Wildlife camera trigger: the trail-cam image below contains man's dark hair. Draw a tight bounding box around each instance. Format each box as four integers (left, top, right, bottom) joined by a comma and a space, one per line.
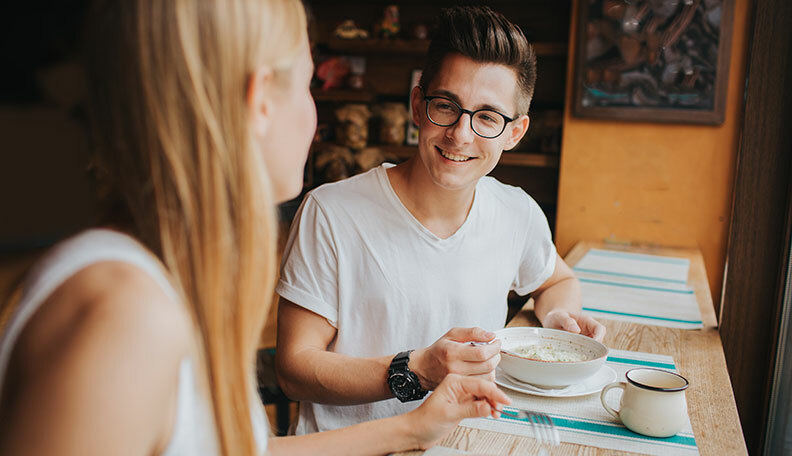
419, 6, 537, 115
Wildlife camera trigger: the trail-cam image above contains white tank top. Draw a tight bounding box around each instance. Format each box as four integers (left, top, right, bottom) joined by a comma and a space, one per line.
0, 229, 269, 455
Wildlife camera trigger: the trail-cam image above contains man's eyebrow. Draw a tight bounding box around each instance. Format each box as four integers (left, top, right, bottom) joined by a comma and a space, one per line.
427, 89, 509, 114
428, 89, 461, 104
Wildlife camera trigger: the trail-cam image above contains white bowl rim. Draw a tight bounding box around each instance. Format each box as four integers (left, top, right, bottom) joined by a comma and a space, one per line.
495, 327, 608, 364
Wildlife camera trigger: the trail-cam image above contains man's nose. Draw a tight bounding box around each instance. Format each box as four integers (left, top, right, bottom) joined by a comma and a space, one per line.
445, 112, 476, 144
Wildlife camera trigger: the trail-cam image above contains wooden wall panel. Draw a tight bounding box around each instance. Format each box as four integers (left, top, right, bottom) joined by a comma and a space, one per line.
555, 0, 752, 313
720, 0, 792, 451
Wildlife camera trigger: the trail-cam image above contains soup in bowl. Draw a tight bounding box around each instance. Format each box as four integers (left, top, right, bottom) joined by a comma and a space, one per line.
495, 327, 608, 388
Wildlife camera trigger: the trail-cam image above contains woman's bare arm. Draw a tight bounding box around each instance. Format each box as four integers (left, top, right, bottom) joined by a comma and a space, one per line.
0, 262, 191, 456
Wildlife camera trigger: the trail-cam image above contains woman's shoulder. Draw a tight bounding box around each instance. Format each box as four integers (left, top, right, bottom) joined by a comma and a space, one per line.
15, 257, 192, 384
39, 258, 192, 352
11, 229, 194, 371
1, 258, 193, 454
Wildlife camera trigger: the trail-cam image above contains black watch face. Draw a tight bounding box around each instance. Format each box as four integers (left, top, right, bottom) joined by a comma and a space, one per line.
389, 372, 420, 401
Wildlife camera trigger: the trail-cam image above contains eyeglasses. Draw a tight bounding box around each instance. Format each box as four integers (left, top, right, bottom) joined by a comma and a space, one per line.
424, 95, 515, 139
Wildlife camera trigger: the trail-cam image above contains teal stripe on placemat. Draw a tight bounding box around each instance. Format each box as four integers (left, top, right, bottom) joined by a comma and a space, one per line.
583, 307, 703, 325
579, 277, 695, 294
589, 249, 690, 265
606, 355, 677, 370
574, 267, 688, 285
499, 412, 697, 448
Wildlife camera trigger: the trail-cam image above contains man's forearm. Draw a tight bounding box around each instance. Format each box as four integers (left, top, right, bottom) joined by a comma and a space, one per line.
533, 276, 582, 324
277, 347, 395, 405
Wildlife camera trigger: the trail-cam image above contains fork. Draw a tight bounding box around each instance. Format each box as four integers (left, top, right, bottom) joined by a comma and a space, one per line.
499, 408, 560, 451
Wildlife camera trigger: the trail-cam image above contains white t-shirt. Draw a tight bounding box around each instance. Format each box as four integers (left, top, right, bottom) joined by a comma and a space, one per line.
276, 163, 557, 434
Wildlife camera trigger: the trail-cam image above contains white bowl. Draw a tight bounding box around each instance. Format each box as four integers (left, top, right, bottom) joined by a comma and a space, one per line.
495, 327, 608, 388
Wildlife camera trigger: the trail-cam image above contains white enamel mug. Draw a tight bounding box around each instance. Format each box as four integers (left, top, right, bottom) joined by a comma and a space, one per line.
600, 368, 689, 438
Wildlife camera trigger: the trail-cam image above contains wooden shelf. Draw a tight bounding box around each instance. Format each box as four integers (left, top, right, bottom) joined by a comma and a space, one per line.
325, 38, 429, 55
311, 40, 567, 104
311, 88, 375, 102
378, 144, 414, 159
377, 145, 558, 168
324, 38, 567, 57
500, 152, 560, 167
531, 42, 569, 57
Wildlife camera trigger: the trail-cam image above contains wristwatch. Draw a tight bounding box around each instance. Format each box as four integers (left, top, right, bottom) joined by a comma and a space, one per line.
387, 350, 428, 402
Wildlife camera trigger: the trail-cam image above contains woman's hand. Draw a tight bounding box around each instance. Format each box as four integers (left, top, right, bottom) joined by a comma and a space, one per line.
404, 374, 511, 450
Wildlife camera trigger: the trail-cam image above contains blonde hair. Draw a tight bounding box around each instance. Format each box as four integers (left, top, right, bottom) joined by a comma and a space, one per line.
86, 0, 306, 454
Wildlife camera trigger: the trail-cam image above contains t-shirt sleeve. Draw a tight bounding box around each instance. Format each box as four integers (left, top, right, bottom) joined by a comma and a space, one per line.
511, 195, 558, 296
276, 194, 340, 327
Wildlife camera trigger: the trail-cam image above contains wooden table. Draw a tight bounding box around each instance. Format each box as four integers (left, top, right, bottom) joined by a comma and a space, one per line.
401, 241, 747, 455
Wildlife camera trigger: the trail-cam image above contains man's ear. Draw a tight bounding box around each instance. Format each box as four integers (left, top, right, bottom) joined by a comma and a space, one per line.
503, 114, 530, 151
247, 65, 275, 139
410, 85, 423, 127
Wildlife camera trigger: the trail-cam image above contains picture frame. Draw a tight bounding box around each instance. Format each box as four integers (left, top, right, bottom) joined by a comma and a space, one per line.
573, 0, 734, 125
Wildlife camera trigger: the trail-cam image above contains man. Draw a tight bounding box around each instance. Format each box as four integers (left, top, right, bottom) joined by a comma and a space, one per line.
275, 6, 606, 435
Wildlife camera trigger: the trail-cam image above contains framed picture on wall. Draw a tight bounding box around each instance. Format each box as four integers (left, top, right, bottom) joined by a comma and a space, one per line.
573, 0, 734, 125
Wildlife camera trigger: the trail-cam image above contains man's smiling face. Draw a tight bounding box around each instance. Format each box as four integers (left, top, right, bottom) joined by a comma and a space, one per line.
411, 53, 529, 192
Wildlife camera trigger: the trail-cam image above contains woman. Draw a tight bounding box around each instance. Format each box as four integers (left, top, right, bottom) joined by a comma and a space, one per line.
0, 0, 510, 455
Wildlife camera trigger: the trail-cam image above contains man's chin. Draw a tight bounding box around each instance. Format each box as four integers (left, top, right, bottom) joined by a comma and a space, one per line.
428, 171, 478, 192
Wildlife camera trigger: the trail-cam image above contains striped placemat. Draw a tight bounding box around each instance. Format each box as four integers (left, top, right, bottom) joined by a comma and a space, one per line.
574, 249, 703, 329
460, 349, 698, 455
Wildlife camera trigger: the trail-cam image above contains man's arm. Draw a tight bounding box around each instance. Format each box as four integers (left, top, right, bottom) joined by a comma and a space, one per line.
532, 253, 606, 341
275, 299, 501, 404
275, 299, 392, 404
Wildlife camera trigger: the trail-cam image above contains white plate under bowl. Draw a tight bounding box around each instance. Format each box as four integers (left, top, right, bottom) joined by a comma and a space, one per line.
495, 364, 617, 398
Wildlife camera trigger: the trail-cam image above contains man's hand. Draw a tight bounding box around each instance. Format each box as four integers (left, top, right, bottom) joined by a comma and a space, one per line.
409, 327, 501, 390
541, 309, 606, 342
531, 254, 606, 342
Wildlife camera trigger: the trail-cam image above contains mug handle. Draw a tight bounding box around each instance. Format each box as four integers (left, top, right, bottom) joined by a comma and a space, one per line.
600, 381, 626, 419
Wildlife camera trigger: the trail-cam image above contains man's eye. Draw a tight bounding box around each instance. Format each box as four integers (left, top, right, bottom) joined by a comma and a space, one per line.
478, 113, 498, 124
436, 102, 456, 111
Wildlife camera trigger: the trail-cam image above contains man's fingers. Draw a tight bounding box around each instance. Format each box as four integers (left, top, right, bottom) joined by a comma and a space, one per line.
445, 326, 495, 343
457, 353, 501, 376
563, 317, 581, 333
458, 338, 501, 361
546, 312, 604, 340
449, 360, 496, 377
574, 314, 604, 339
582, 317, 606, 341
470, 371, 497, 382
593, 324, 606, 341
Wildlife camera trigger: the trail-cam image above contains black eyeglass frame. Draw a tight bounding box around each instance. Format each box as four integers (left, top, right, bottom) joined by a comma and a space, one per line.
423, 95, 515, 139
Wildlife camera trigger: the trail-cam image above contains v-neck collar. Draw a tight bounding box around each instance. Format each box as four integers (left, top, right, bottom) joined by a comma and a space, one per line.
376, 164, 480, 244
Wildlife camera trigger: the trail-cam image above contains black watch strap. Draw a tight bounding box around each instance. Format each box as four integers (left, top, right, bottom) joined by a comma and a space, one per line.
389, 350, 411, 372
388, 350, 428, 402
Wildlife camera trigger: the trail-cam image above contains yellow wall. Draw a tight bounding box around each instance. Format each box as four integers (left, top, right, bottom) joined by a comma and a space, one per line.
556, 0, 751, 313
